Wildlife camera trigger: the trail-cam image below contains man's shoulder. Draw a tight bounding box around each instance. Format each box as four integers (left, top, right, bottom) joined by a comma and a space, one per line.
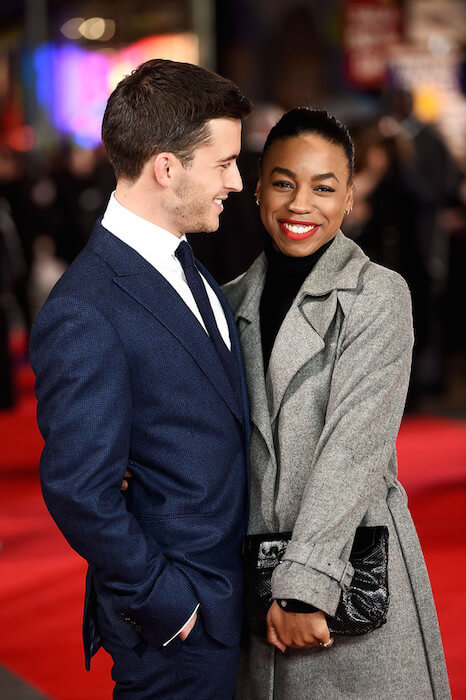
50, 240, 115, 297
33, 243, 117, 334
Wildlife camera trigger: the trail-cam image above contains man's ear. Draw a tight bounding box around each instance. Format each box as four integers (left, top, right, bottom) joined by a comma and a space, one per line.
153, 152, 178, 188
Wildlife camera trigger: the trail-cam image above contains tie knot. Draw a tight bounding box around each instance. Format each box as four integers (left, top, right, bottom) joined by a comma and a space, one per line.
175, 240, 195, 270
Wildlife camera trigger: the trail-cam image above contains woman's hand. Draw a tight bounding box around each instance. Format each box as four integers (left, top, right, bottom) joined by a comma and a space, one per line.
121, 469, 132, 491
266, 600, 333, 651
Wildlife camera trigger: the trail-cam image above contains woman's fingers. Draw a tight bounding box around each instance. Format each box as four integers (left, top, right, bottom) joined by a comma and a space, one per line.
121, 469, 133, 491
319, 637, 334, 649
267, 623, 287, 653
267, 602, 335, 649
311, 613, 331, 644
266, 602, 287, 652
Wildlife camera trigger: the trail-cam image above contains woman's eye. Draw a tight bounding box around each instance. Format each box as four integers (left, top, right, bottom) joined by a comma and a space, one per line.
272, 181, 293, 189
315, 185, 335, 193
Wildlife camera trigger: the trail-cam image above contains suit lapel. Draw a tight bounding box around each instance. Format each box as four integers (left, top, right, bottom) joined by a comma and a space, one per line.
198, 261, 250, 507
197, 260, 248, 428
89, 223, 242, 423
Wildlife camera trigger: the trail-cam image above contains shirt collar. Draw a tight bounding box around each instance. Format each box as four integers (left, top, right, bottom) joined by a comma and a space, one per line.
101, 191, 186, 269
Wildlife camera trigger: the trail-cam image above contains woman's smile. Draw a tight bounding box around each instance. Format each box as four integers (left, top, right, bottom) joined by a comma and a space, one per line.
258, 133, 353, 257
278, 219, 320, 240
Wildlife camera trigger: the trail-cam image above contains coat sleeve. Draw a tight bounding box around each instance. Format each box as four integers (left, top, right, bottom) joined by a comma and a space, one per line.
271, 271, 414, 616
30, 295, 198, 648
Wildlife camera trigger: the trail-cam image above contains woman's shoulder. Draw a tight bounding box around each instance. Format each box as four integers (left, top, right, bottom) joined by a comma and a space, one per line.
358, 258, 411, 301
338, 233, 409, 298
221, 272, 248, 314
221, 253, 266, 314
329, 234, 411, 317
343, 257, 412, 331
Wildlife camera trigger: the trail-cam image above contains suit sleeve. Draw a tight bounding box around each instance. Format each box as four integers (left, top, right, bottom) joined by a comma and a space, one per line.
30, 295, 198, 648
271, 273, 414, 616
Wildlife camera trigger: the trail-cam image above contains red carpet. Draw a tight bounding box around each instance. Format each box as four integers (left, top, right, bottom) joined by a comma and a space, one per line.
0, 362, 465, 699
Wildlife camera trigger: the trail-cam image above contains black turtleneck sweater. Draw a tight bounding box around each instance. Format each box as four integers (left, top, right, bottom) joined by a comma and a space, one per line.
260, 236, 334, 371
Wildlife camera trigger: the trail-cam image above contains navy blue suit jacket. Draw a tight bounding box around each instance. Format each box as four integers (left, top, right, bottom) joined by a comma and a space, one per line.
30, 223, 250, 668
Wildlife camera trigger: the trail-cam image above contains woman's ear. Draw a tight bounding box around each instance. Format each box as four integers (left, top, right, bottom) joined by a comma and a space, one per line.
255, 179, 262, 205
345, 183, 354, 213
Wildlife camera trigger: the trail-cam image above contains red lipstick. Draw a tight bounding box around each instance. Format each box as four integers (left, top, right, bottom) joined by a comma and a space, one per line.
278, 219, 320, 241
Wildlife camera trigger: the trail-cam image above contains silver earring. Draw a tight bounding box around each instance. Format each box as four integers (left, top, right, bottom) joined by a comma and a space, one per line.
254, 194, 260, 206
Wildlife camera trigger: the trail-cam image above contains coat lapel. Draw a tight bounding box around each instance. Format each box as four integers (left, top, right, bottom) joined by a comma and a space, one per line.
263, 232, 369, 424
232, 256, 275, 458
88, 223, 242, 423
266, 293, 337, 423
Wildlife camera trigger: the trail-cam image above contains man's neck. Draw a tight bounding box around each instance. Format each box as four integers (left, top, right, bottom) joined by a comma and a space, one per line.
114, 182, 182, 238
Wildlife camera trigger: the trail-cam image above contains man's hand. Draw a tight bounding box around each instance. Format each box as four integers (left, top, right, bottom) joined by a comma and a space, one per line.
266, 600, 333, 651
121, 469, 133, 491
179, 611, 198, 641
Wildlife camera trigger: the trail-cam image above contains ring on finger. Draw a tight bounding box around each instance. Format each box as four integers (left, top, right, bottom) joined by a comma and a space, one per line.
319, 638, 334, 648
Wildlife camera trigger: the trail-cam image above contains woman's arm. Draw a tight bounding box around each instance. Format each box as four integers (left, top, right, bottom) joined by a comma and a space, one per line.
271, 269, 413, 618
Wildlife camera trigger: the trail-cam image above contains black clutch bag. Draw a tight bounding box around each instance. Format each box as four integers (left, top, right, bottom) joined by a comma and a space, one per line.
242, 526, 389, 638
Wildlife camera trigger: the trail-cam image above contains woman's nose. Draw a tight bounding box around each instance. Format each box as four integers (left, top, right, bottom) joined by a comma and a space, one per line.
288, 189, 312, 213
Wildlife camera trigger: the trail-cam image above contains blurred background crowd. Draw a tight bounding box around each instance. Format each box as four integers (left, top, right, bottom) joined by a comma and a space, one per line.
0, 1, 465, 698
1, 0, 465, 419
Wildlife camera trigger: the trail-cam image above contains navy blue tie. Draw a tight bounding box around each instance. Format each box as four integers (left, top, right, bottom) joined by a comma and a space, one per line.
175, 241, 239, 398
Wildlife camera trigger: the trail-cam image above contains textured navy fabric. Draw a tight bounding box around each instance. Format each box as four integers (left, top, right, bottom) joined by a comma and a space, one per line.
175, 241, 241, 403
30, 222, 250, 687
97, 603, 239, 699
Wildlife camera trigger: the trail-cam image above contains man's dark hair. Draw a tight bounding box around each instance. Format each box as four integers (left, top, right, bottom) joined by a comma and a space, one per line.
261, 108, 355, 181
102, 58, 252, 181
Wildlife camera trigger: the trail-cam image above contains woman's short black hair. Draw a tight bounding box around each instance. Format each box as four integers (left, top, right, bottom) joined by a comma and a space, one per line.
261, 108, 355, 181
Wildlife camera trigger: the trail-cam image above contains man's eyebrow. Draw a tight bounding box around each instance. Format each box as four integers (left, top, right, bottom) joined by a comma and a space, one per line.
312, 172, 339, 182
215, 153, 239, 163
271, 166, 296, 178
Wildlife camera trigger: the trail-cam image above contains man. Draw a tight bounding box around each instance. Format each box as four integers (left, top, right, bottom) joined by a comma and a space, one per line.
30, 59, 252, 698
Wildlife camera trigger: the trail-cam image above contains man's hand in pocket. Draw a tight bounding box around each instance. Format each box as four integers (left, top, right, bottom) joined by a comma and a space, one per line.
179, 611, 198, 641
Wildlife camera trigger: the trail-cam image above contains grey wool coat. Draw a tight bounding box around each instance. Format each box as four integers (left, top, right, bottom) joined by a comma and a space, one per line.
223, 232, 450, 700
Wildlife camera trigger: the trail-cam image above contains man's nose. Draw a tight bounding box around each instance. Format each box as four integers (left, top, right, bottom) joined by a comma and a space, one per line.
226, 162, 243, 193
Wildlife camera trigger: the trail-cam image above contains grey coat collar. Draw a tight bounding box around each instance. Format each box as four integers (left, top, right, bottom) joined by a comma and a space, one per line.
231, 232, 369, 437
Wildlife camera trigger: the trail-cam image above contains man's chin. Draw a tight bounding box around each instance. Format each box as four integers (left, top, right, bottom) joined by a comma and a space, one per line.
189, 221, 220, 235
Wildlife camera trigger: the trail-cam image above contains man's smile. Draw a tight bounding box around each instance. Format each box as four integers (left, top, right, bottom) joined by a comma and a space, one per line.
213, 197, 226, 212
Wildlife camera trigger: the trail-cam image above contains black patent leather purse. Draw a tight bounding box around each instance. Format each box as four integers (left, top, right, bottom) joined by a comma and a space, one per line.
242, 526, 389, 638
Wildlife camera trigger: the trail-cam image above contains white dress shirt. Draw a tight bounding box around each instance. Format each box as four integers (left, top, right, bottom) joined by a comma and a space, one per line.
102, 192, 231, 643
101, 192, 231, 349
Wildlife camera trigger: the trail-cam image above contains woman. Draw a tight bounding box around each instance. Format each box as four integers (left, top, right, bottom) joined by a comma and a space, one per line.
223, 109, 450, 699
